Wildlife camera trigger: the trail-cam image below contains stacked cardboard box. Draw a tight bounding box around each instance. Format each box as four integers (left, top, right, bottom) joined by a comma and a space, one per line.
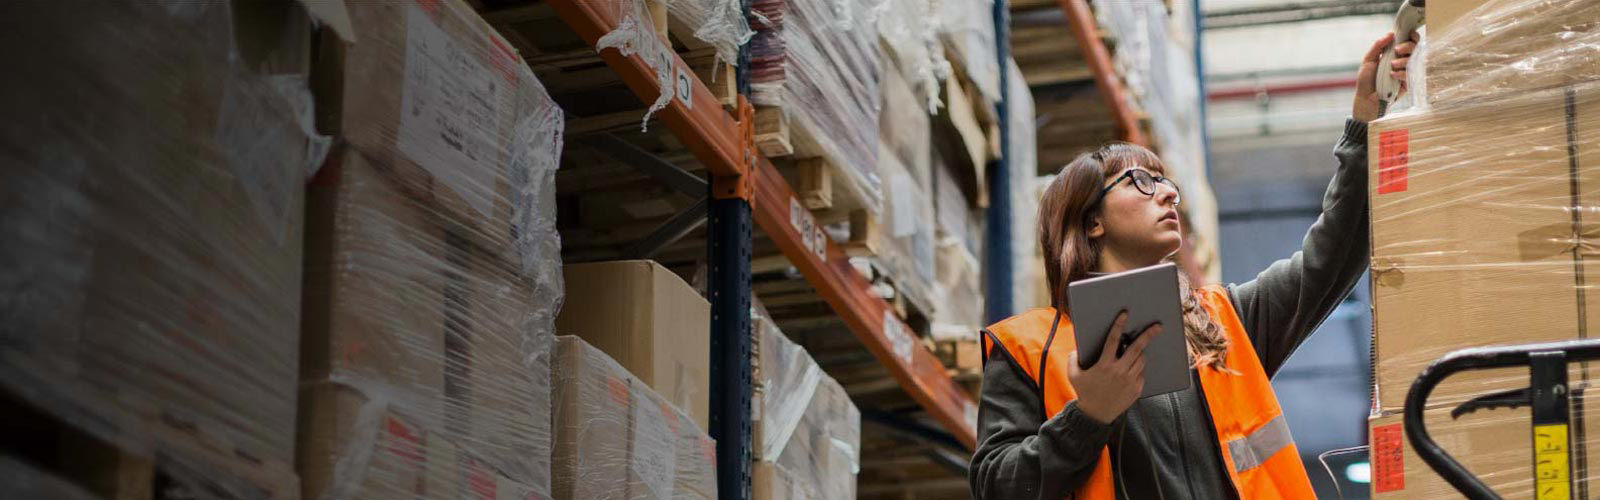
1423, 0, 1600, 106
1368, 2, 1600, 493
752, 301, 863, 500
551, 336, 718, 500
0, 1, 332, 496
859, 47, 940, 319
299, 0, 564, 498
557, 260, 712, 429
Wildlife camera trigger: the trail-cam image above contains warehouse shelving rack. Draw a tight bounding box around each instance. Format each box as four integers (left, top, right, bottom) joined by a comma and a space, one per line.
542, 0, 998, 496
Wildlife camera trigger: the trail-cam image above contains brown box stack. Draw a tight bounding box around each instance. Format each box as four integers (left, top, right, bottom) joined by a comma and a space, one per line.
1, 1, 330, 495
551, 336, 718, 500
751, 301, 862, 500
298, 0, 564, 498
556, 260, 712, 429
1422, 0, 1600, 105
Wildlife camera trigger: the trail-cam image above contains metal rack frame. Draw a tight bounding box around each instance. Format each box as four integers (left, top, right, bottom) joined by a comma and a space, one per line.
543, 0, 985, 494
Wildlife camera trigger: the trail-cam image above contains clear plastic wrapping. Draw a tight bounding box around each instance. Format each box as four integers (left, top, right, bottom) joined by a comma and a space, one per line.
751, 0, 884, 211
551, 336, 718, 500
930, 148, 987, 340
751, 301, 862, 500
300, 0, 564, 498
936, 0, 1001, 106
1368, 396, 1600, 498
876, 0, 953, 113
666, 0, 756, 66
871, 48, 939, 315
1368, 82, 1600, 414
1423, 0, 1600, 106
0, 0, 326, 495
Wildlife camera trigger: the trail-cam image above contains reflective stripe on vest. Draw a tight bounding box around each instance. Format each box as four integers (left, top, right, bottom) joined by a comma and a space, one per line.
1227, 414, 1294, 473
981, 285, 1316, 499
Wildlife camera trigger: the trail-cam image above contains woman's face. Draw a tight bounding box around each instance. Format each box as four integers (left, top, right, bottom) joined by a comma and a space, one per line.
1090, 166, 1183, 264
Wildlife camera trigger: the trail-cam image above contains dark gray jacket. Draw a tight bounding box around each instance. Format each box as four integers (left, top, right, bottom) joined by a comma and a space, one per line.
969, 119, 1370, 500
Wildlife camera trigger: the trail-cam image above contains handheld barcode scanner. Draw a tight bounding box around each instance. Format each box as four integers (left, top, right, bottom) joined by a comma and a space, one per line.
1378, 0, 1426, 110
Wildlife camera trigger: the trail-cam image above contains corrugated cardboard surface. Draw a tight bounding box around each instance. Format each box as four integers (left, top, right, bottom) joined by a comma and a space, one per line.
1423, 0, 1600, 105
557, 260, 711, 429
1369, 83, 1600, 412
1369, 388, 1600, 499
551, 336, 717, 500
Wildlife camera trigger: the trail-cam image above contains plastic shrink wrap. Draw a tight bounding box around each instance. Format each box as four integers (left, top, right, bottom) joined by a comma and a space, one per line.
935, 0, 1001, 106
751, 301, 862, 500
877, 0, 953, 113
1368, 1, 1600, 496
299, 0, 563, 498
551, 336, 718, 500
750, 0, 884, 212
665, 0, 755, 66
1, 1, 328, 497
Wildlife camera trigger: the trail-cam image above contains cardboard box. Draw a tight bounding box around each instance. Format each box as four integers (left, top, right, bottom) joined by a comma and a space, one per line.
1368, 83, 1600, 412
302, 148, 451, 406
1368, 388, 1600, 498
1423, 0, 1600, 105
298, 391, 545, 500
551, 336, 717, 500
302, 147, 556, 497
1, 0, 327, 479
751, 302, 861, 500
450, 247, 555, 488
324, 0, 565, 263
557, 260, 711, 428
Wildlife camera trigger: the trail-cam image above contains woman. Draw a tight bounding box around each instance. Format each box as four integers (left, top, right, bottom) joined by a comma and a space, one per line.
969, 32, 1415, 499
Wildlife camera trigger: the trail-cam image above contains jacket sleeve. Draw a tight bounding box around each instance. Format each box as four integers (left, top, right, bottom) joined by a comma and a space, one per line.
969, 332, 1115, 500
1226, 118, 1371, 377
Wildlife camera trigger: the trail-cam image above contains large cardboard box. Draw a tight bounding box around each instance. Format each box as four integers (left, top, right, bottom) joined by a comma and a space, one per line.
1, 1, 326, 491
322, 0, 565, 267
1369, 388, 1600, 498
551, 336, 717, 500
1423, 0, 1600, 105
557, 260, 711, 428
300, 148, 557, 498
751, 302, 862, 500
1369, 83, 1600, 412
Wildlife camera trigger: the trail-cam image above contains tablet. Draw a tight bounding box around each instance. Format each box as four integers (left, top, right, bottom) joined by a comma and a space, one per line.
1068, 262, 1191, 398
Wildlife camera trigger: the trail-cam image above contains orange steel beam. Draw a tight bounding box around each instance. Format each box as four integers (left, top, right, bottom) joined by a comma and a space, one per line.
1057, 0, 1148, 146
547, 0, 746, 179
545, 0, 979, 448
750, 154, 979, 449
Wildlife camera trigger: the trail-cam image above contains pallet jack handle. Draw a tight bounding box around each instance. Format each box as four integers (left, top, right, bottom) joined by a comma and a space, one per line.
1405, 339, 1600, 500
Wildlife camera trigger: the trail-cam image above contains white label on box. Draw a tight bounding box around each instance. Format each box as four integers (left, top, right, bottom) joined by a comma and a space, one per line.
631, 399, 677, 500
884, 310, 916, 366
398, 3, 512, 220
789, 197, 828, 262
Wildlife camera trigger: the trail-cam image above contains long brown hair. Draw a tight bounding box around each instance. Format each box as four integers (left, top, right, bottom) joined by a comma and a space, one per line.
1038, 143, 1233, 372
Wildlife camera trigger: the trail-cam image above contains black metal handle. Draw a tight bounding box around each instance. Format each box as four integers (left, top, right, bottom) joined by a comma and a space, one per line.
1403, 339, 1600, 500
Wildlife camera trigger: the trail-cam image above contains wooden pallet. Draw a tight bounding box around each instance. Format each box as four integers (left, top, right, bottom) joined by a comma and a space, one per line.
1, 390, 297, 500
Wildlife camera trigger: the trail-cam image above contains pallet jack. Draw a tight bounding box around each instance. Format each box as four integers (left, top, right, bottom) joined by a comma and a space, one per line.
1405, 339, 1600, 499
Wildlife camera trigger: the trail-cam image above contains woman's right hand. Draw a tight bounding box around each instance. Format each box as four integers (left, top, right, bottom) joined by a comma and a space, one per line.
1067, 312, 1164, 424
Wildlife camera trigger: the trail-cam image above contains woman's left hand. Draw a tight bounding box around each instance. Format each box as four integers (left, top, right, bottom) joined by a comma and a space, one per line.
1353, 30, 1418, 122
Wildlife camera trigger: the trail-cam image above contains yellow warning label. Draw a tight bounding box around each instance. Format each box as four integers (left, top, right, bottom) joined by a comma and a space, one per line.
1534, 424, 1570, 500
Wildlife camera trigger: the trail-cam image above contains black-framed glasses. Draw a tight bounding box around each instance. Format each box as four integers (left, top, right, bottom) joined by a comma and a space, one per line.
1085, 169, 1181, 215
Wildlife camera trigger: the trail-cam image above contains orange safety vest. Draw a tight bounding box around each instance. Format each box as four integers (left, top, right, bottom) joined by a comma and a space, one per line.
981, 285, 1316, 499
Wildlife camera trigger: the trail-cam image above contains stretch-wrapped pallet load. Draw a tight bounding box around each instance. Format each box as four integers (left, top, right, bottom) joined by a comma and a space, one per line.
865, 39, 939, 318
936, 0, 1001, 106
929, 145, 987, 341
1424, 0, 1600, 106
300, 0, 564, 498
551, 336, 717, 500
752, 302, 863, 500
877, 0, 953, 112
0, 1, 331, 497
751, 0, 884, 212
1366, 19, 1600, 493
